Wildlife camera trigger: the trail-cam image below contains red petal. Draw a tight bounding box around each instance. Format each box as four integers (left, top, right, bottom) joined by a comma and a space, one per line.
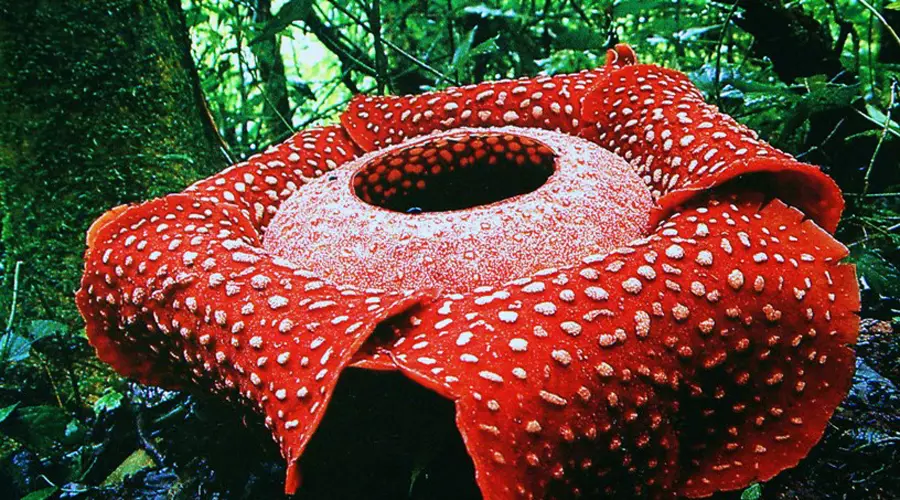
583, 65, 844, 232
339, 45, 637, 152
380, 194, 858, 498
75, 194, 426, 494
186, 126, 360, 231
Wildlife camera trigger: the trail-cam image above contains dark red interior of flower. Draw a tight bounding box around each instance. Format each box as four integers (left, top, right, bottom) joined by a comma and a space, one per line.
352, 132, 556, 213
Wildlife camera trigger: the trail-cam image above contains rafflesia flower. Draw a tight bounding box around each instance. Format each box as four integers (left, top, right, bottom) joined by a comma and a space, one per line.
77, 45, 859, 498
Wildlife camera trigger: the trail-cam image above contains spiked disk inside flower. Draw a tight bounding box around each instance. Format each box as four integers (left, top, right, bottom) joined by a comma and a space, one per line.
265, 127, 655, 293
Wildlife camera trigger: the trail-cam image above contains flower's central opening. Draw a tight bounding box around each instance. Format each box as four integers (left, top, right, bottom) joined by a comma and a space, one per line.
352, 132, 556, 213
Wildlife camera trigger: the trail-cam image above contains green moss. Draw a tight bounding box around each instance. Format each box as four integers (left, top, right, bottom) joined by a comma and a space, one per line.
0, 0, 224, 326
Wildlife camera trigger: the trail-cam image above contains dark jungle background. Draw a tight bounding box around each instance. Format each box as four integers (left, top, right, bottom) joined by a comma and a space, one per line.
0, 0, 898, 498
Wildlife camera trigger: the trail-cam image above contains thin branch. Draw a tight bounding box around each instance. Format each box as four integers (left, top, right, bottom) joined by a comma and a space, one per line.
248, 0, 296, 136
1, 261, 22, 370
34, 352, 63, 408
295, 83, 378, 129
370, 0, 387, 94
825, 0, 856, 56
796, 117, 845, 159
178, 2, 234, 164
862, 81, 896, 196
446, 0, 457, 81
845, 192, 900, 198
305, 8, 377, 77
133, 399, 167, 468
4, 261, 22, 334
848, 221, 900, 248
859, 0, 900, 51
326, 0, 457, 86
713, 1, 740, 105
234, 4, 250, 150
382, 38, 458, 86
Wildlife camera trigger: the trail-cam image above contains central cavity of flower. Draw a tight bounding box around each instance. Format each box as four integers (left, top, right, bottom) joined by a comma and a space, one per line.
265, 127, 655, 293
352, 133, 556, 214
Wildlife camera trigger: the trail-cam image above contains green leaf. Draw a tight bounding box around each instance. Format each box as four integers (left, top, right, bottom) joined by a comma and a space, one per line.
468, 37, 500, 59
28, 320, 66, 341
674, 25, 722, 42
0, 402, 19, 424
452, 29, 476, 67
614, 0, 668, 16
0, 332, 33, 362
860, 105, 900, 139
0, 406, 84, 454
741, 483, 762, 500
887, 1, 900, 10
462, 5, 521, 20
800, 77, 859, 114
0, 320, 67, 363
21, 487, 58, 500
102, 449, 157, 486
549, 23, 608, 51
93, 388, 125, 415
849, 247, 900, 297
451, 29, 499, 78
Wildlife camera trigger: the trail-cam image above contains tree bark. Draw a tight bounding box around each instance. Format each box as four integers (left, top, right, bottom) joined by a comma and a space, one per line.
0, 0, 224, 325
251, 0, 293, 142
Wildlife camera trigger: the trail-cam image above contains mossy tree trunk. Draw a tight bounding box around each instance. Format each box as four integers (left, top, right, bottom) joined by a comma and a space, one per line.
0, 0, 225, 326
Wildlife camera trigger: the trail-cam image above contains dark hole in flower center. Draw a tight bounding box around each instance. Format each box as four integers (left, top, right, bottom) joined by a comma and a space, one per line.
353, 132, 557, 213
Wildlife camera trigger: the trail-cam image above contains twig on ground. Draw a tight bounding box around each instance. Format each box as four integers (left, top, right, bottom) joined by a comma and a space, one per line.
133, 399, 167, 468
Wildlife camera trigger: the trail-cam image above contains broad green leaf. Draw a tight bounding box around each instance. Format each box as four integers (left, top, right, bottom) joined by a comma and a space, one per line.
468, 37, 500, 59
28, 320, 66, 341
452, 29, 477, 67
0, 320, 67, 362
800, 77, 859, 114
849, 247, 900, 297
0, 332, 32, 362
741, 483, 762, 500
21, 487, 58, 500
0, 402, 19, 424
887, 1, 900, 10
452, 29, 499, 79
102, 449, 157, 486
613, 0, 668, 16
93, 388, 125, 415
0, 405, 84, 454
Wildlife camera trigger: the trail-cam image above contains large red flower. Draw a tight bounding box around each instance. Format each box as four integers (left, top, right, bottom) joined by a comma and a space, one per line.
77, 45, 858, 498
